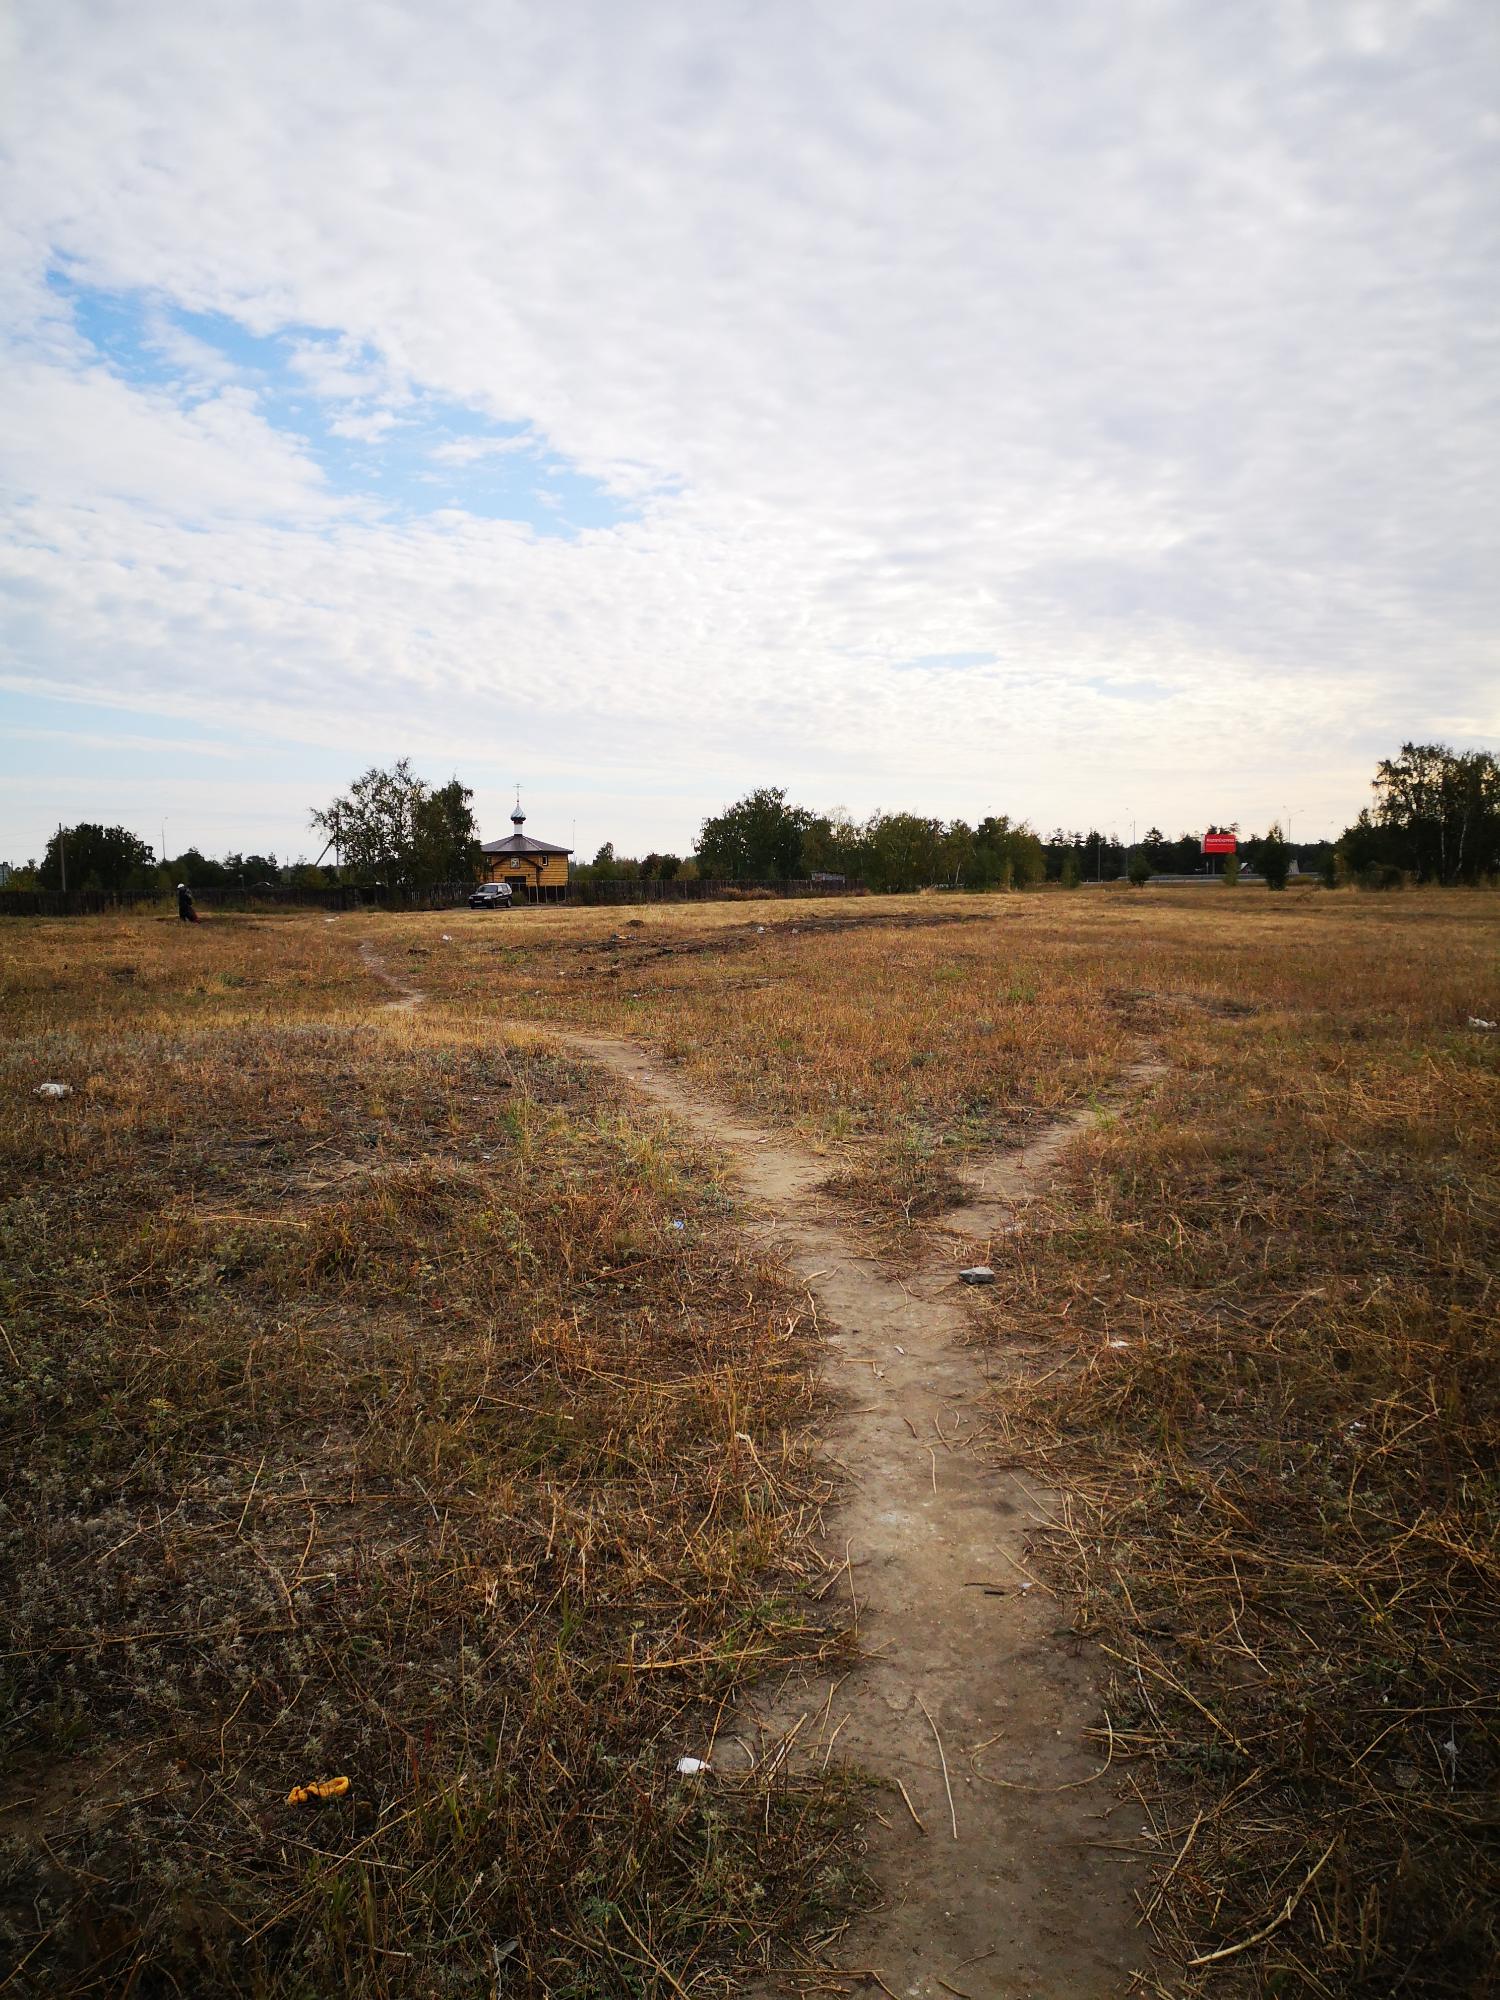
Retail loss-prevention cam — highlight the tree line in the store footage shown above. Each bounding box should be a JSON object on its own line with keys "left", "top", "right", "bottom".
{"left": 4, "top": 763, "right": 483, "bottom": 899}
{"left": 5, "top": 742, "right": 1494, "bottom": 901}
{"left": 693, "top": 792, "right": 1051, "bottom": 891}
{"left": 688, "top": 790, "right": 1318, "bottom": 890}
{"left": 687, "top": 747, "right": 1497, "bottom": 892}
{"left": 10, "top": 825, "right": 343, "bottom": 899}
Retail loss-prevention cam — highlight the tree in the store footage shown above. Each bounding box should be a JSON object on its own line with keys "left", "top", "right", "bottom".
{"left": 1260, "top": 822, "right": 1291, "bottom": 891}
{"left": 411, "top": 779, "right": 482, "bottom": 886}
{"left": 220, "top": 852, "right": 282, "bottom": 888}
{"left": 973, "top": 815, "right": 1045, "bottom": 888}
{"left": 312, "top": 761, "right": 422, "bottom": 883}
{"left": 802, "top": 809, "right": 866, "bottom": 878}
{"left": 1369, "top": 742, "right": 1500, "bottom": 883}
{"left": 1337, "top": 809, "right": 1397, "bottom": 883}
{"left": 311, "top": 761, "right": 479, "bottom": 888}
{"left": 697, "top": 788, "right": 813, "bottom": 881}
{"left": 1060, "top": 851, "right": 1082, "bottom": 889}
{"left": 936, "top": 819, "right": 975, "bottom": 888}
{"left": 1128, "top": 849, "right": 1153, "bottom": 886}
{"left": 863, "top": 813, "right": 945, "bottom": 892}
{"left": 40, "top": 824, "right": 157, "bottom": 896}
{"left": 1165, "top": 830, "right": 1204, "bottom": 874}
{"left": 170, "top": 847, "right": 228, "bottom": 888}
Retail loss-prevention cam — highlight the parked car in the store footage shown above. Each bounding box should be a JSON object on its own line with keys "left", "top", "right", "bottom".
{"left": 467, "top": 882, "right": 514, "bottom": 909}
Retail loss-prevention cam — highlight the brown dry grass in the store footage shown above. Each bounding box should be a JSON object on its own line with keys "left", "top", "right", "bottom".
{"left": 962, "top": 894, "right": 1500, "bottom": 1998}
{"left": 418, "top": 882, "right": 1500, "bottom": 1992}
{"left": 5, "top": 885, "right": 1497, "bottom": 1996}
{"left": 390, "top": 895, "right": 1134, "bottom": 1219}
{"left": 0, "top": 919, "right": 864, "bottom": 1996}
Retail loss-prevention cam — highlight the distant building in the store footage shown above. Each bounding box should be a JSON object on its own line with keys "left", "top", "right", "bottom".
{"left": 480, "top": 800, "right": 572, "bottom": 903}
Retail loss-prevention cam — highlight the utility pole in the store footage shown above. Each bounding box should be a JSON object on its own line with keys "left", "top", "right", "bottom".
{"left": 58, "top": 824, "right": 66, "bottom": 894}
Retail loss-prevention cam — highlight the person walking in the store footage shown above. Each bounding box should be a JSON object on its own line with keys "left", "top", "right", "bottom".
{"left": 176, "top": 882, "right": 198, "bottom": 923}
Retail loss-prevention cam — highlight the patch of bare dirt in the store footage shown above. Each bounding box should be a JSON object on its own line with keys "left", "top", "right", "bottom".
{"left": 538, "top": 907, "right": 998, "bottom": 975}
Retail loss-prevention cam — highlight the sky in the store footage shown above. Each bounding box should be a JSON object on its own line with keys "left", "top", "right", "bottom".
{"left": 2, "top": 0, "right": 1497, "bottom": 864}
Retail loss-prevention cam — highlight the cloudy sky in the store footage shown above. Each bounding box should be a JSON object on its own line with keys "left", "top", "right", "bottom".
{"left": 2, "top": 0, "right": 1496, "bottom": 863}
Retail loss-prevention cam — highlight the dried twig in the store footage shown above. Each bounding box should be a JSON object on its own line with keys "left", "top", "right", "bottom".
{"left": 1188, "top": 1836, "right": 1340, "bottom": 1967}
{"left": 895, "top": 1777, "right": 926, "bottom": 1834}
{"left": 917, "top": 1695, "right": 959, "bottom": 1840}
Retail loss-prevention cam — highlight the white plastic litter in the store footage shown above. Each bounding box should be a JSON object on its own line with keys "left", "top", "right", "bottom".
{"left": 1469, "top": 1016, "right": 1497, "bottom": 1030}
{"left": 676, "top": 1757, "right": 710, "bottom": 1776}
{"left": 442, "top": 934, "right": 454, "bottom": 942}
{"left": 670, "top": 1219, "right": 685, "bottom": 1231}
{"left": 35, "top": 1082, "right": 72, "bottom": 1099}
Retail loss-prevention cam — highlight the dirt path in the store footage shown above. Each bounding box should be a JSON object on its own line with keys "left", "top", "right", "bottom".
{"left": 358, "top": 937, "right": 427, "bottom": 1012}
{"left": 555, "top": 1033, "right": 1158, "bottom": 2000}
{"left": 358, "top": 938, "right": 1157, "bottom": 1996}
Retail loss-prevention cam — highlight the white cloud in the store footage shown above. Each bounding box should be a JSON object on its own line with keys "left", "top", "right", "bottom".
{"left": 141, "top": 311, "right": 242, "bottom": 388}
{"left": 428, "top": 433, "right": 535, "bottom": 465}
{"left": 286, "top": 334, "right": 407, "bottom": 406}
{"left": 327, "top": 408, "right": 400, "bottom": 441}
{"left": 0, "top": 0, "right": 1496, "bottom": 857}
{"left": 0, "top": 362, "right": 341, "bottom": 522}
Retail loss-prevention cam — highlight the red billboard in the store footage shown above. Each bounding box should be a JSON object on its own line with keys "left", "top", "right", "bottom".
{"left": 1202, "top": 832, "right": 1237, "bottom": 855}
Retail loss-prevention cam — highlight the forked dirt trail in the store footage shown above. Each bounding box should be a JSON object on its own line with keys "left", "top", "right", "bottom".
{"left": 359, "top": 937, "right": 1156, "bottom": 1996}
{"left": 553, "top": 1032, "right": 1162, "bottom": 2000}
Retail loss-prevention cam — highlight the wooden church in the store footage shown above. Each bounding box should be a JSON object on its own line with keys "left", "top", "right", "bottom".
{"left": 480, "top": 799, "right": 572, "bottom": 903}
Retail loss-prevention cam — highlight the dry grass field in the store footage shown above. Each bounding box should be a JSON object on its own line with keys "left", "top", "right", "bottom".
{"left": 3, "top": 886, "right": 1497, "bottom": 1996}
{"left": 0, "top": 916, "right": 862, "bottom": 1996}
